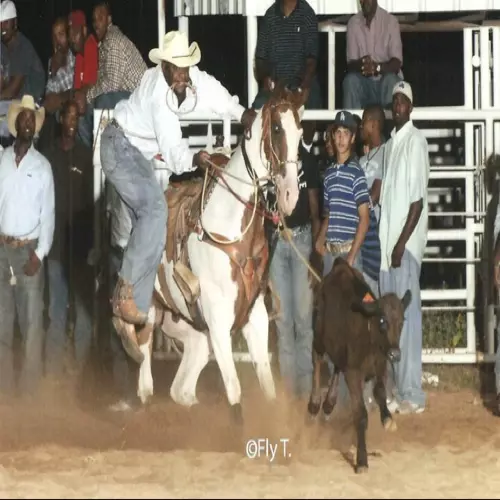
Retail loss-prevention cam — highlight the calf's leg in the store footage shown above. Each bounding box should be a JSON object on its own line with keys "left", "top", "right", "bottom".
{"left": 322, "top": 368, "right": 339, "bottom": 418}
{"left": 307, "top": 349, "right": 323, "bottom": 417}
{"left": 373, "top": 376, "right": 397, "bottom": 431}
{"left": 345, "top": 370, "right": 369, "bottom": 473}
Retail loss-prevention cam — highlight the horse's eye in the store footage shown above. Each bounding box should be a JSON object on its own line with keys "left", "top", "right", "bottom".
{"left": 379, "top": 316, "right": 387, "bottom": 329}
{"left": 273, "top": 124, "right": 280, "bottom": 134}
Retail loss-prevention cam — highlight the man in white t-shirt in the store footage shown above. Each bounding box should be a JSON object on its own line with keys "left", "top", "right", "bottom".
{"left": 378, "top": 81, "right": 429, "bottom": 415}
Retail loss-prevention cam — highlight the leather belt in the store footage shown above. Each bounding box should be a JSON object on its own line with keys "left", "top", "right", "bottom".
{"left": 0, "top": 235, "right": 36, "bottom": 249}
{"left": 326, "top": 240, "right": 353, "bottom": 254}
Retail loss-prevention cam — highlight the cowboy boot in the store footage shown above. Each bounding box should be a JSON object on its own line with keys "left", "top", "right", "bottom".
{"left": 112, "top": 278, "right": 148, "bottom": 325}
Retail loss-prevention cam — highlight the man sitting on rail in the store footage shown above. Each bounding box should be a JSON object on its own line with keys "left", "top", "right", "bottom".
{"left": 253, "top": 0, "right": 320, "bottom": 145}
{"left": 343, "top": 0, "right": 403, "bottom": 110}
{"left": 99, "top": 30, "right": 256, "bottom": 357}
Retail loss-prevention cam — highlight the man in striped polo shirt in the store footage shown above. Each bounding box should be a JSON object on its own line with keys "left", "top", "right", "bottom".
{"left": 315, "top": 110, "right": 381, "bottom": 408}
{"left": 253, "top": 0, "right": 320, "bottom": 144}
{"left": 316, "top": 110, "right": 380, "bottom": 286}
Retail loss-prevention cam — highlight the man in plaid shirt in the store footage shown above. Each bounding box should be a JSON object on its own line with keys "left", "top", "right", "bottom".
{"left": 76, "top": 1, "right": 147, "bottom": 146}
{"left": 43, "top": 17, "right": 75, "bottom": 114}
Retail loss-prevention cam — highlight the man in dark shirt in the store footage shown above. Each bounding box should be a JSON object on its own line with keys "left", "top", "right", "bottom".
{"left": 40, "top": 100, "right": 94, "bottom": 378}
{"left": 0, "top": 0, "right": 45, "bottom": 139}
{"left": 0, "top": 0, "right": 45, "bottom": 101}
{"left": 253, "top": 0, "right": 320, "bottom": 144}
{"left": 268, "top": 143, "right": 321, "bottom": 400}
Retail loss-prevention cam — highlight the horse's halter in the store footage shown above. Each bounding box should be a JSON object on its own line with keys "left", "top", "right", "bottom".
{"left": 241, "top": 97, "right": 302, "bottom": 205}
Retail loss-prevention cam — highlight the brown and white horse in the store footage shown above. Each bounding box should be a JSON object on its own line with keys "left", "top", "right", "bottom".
{"left": 118, "top": 87, "right": 306, "bottom": 420}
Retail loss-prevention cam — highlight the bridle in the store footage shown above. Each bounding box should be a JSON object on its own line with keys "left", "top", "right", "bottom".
{"left": 198, "top": 96, "right": 303, "bottom": 244}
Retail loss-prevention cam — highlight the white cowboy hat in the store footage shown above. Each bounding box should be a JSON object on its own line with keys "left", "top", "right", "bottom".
{"left": 0, "top": 0, "right": 17, "bottom": 21}
{"left": 7, "top": 95, "right": 45, "bottom": 137}
{"left": 148, "top": 30, "right": 201, "bottom": 67}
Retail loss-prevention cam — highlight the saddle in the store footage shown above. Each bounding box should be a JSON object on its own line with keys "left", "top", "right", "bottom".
{"left": 158, "top": 153, "right": 230, "bottom": 318}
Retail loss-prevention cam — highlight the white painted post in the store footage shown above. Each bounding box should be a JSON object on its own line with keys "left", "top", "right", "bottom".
{"left": 492, "top": 28, "right": 500, "bottom": 108}
{"left": 463, "top": 27, "right": 474, "bottom": 108}
{"left": 158, "top": 0, "right": 166, "bottom": 48}
{"left": 178, "top": 15, "right": 190, "bottom": 39}
{"left": 327, "top": 29, "right": 336, "bottom": 110}
{"left": 479, "top": 27, "right": 491, "bottom": 109}
{"left": 246, "top": 15, "right": 259, "bottom": 108}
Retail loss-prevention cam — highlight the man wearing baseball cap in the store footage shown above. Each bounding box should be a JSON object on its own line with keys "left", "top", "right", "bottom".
{"left": 379, "top": 80, "right": 430, "bottom": 415}
{"left": 68, "top": 10, "right": 98, "bottom": 98}
{"left": 315, "top": 109, "right": 381, "bottom": 408}
{"left": 0, "top": 0, "right": 45, "bottom": 136}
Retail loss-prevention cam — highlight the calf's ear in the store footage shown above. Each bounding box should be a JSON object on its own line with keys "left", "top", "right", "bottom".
{"left": 401, "top": 289, "right": 412, "bottom": 311}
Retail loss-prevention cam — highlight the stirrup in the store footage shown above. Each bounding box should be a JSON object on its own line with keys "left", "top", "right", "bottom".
{"left": 173, "top": 261, "right": 200, "bottom": 304}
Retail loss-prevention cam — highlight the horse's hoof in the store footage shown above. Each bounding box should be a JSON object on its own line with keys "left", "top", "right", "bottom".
{"left": 383, "top": 417, "right": 397, "bottom": 432}
{"left": 230, "top": 403, "right": 244, "bottom": 425}
{"left": 307, "top": 400, "right": 321, "bottom": 417}
{"left": 355, "top": 464, "right": 369, "bottom": 474}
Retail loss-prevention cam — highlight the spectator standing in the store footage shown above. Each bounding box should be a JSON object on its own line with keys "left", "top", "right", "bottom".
{"left": 0, "top": 95, "right": 54, "bottom": 398}
{"left": 39, "top": 100, "right": 94, "bottom": 377}
{"left": 359, "top": 104, "right": 385, "bottom": 228}
{"left": 379, "top": 81, "right": 429, "bottom": 415}
{"left": 268, "top": 142, "right": 321, "bottom": 400}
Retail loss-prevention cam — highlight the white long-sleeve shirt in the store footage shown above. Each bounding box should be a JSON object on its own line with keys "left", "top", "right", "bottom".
{"left": 0, "top": 145, "right": 55, "bottom": 261}
{"left": 113, "top": 65, "right": 245, "bottom": 176}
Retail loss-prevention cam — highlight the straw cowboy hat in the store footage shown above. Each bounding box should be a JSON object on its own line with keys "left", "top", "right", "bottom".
{"left": 7, "top": 95, "right": 45, "bottom": 137}
{"left": 148, "top": 30, "right": 201, "bottom": 67}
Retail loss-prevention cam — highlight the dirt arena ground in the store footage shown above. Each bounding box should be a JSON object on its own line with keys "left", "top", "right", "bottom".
{"left": 1, "top": 359, "right": 500, "bottom": 499}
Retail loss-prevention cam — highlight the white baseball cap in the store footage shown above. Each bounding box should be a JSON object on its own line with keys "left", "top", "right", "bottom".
{"left": 0, "top": 0, "right": 17, "bottom": 22}
{"left": 392, "top": 80, "right": 413, "bottom": 104}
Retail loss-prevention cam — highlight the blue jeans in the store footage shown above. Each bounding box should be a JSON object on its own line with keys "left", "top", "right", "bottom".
{"left": 78, "top": 91, "right": 132, "bottom": 148}
{"left": 342, "top": 72, "right": 402, "bottom": 109}
{"left": 45, "top": 259, "right": 92, "bottom": 376}
{"left": 108, "top": 245, "right": 138, "bottom": 400}
{"left": 0, "top": 241, "right": 44, "bottom": 397}
{"left": 379, "top": 250, "right": 426, "bottom": 408}
{"left": 100, "top": 122, "right": 167, "bottom": 315}
{"left": 269, "top": 225, "right": 314, "bottom": 398}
